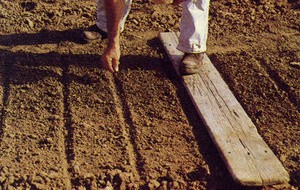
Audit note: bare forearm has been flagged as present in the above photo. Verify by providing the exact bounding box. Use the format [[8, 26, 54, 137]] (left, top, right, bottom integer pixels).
[[101, 0, 125, 72], [104, 0, 125, 46]]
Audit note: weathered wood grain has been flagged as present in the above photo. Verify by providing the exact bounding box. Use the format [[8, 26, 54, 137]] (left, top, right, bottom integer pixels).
[[159, 32, 290, 186]]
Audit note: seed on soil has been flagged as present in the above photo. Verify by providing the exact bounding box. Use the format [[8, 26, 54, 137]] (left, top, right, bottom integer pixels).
[[0, 176, 6, 183], [83, 173, 95, 179], [91, 180, 98, 190], [46, 137, 53, 143], [148, 179, 160, 189], [77, 186, 86, 190], [28, 134, 38, 139], [7, 133, 15, 138], [289, 62, 300, 68], [74, 164, 80, 173], [170, 181, 179, 188], [25, 18, 34, 28]]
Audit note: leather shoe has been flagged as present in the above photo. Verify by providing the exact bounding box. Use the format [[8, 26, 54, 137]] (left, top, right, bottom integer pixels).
[[179, 53, 204, 75], [83, 24, 107, 41]]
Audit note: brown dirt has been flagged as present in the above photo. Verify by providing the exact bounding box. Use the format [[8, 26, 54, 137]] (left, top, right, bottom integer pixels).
[[0, 0, 299, 189]]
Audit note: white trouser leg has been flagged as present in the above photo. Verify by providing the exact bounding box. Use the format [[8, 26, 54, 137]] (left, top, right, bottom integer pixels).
[[96, 0, 132, 33], [177, 0, 210, 53]]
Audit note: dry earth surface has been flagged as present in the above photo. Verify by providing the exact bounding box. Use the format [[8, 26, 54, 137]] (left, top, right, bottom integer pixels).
[[0, 0, 299, 189]]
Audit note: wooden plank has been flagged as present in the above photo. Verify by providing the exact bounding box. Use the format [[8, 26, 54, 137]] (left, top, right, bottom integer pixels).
[[159, 32, 290, 186]]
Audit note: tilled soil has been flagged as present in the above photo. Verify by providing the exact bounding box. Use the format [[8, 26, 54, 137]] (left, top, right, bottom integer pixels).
[[0, 0, 299, 189]]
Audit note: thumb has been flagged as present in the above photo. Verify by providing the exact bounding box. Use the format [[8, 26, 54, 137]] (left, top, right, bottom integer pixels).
[[112, 58, 119, 72]]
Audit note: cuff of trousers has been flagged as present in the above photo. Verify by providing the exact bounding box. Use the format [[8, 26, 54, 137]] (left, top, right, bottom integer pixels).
[[96, 19, 108, 33], [177, 43, 207, 53], [96, 19, 125, 34]]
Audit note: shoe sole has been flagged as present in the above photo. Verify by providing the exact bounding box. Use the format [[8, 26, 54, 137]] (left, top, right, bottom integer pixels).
[[180, 65, 202, 75]]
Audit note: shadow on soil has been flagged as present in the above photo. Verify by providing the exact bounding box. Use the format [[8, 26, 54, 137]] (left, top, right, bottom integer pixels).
[[0, 50, 104, 85], [0, 31, 268, 189], [0, 28, 88, 46]]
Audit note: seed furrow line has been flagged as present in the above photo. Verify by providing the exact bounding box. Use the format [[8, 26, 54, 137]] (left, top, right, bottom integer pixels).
[[109, 74, 144, 182], [0, 56, 11, 141], [259, 58, 300, 112], [61, 56, 76, 188]]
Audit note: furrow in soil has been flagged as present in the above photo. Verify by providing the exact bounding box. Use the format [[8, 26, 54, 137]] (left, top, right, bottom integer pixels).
[[258, 56, 300, 112], [0, 53, 5, 140], [111, 76, 144, 179], [114, 55, 213, 189], [0, 52, 71, 189], [211, 51, 300, 186], [260, 32, 300, 111], [64, 55, 139, 189]]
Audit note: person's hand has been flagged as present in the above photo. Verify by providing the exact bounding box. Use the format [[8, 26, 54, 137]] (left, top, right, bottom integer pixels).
[[101, 43, 120, 72]]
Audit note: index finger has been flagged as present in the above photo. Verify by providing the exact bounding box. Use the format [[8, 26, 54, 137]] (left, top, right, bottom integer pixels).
[[101, 56, 114, 73]]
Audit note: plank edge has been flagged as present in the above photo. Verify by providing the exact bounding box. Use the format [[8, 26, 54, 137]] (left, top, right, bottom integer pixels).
[[159, 32, 290, 187]]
